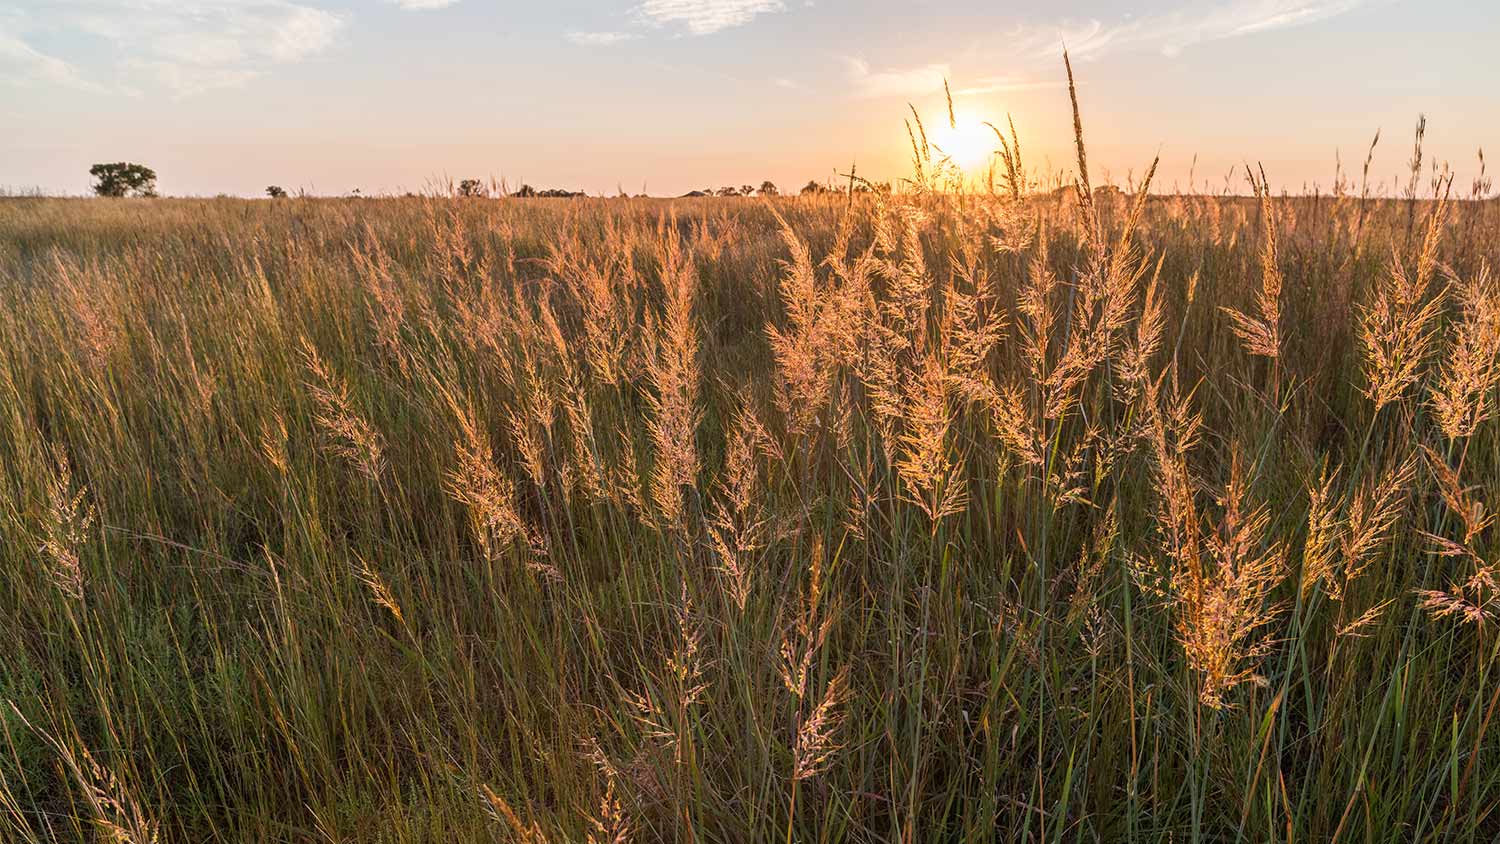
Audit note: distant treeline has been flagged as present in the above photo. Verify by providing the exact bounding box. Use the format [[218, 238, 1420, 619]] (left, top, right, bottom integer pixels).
[[77, 164, 897, 201]]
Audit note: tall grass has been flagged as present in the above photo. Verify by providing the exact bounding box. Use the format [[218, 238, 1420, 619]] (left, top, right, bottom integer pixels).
[[1, 90, 1499, 843]]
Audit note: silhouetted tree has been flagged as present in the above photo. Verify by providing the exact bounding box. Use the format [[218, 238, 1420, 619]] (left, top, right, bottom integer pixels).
[[759, 181, 779, 196], [265, 185, 288, 199], [458, 178, 486, 198], [800, 180, 828, 195], [739, 184, 756, 196], [512, 184, 536, 198], [716, 186, 739, 197], [90, 162, 157, 198]]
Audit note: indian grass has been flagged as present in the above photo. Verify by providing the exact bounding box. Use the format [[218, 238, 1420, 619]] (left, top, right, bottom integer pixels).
[[0, 85, 1499, 844]]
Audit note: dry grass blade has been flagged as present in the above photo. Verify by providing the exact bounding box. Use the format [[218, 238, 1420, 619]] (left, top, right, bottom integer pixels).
[[1221, 167, 1283, 360], [644, 236, 703, 527], [36, 445, 94, 602], [792, 665, 850, 782], [1430, 263, 1500, 439], [1361, 185, 1452, 409], [299, 337, 386, 482]]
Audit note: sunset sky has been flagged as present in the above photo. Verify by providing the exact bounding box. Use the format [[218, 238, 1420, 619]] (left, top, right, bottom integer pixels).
[[2, 0, 1495, 197]]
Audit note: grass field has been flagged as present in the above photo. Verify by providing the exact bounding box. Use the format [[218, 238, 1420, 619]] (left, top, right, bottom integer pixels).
[[2, 100, 1500, 842]]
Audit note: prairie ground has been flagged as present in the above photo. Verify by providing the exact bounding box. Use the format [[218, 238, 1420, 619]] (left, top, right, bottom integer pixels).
[[1, 173, 1499, 842]]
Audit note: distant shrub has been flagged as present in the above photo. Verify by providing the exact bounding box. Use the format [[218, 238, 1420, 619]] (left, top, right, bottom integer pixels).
[[90, 162, 157, 198]]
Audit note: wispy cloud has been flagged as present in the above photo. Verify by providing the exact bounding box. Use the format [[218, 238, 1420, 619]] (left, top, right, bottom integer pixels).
[[0, 29, 104, 92], [125, 59, 259, 96], [1015, 0, 1373, 60], [567, 30, 637, 46], [951, 77, 1065, 97], [3, 1, 346, 95], [636, 0, 785, 36], [842, 57, 949, 99], [841, 57, 1062, 101], [844, 2, 1375, 101], [389, 0, 461, 9]]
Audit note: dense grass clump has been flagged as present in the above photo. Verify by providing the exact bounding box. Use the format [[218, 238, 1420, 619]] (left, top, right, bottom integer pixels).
[[2, 101, 1500, 842]]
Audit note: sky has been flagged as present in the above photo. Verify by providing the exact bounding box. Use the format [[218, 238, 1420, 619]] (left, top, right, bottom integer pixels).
[[1, 0, 1496, 197]]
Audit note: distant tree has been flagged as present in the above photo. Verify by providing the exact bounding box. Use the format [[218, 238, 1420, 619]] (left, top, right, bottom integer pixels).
[[90, 162, 157, 198], [265, 185, 288, 199], [800, 180, 828, 195], [512, 184, 536, 198], [759, 180, 779, 196], [537, 188, 585, 198], [716, 186, 740, 197], [739, 184, 756, 196], [458, 178, 487, 198]]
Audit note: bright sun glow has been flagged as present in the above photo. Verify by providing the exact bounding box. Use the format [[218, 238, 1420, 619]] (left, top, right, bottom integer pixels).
[[932, 116, 996, 170]]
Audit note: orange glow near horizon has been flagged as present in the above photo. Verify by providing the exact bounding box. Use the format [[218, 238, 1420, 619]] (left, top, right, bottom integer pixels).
[[931, 115, 997, 171]]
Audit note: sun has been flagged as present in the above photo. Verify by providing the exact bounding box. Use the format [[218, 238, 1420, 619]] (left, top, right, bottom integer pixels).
[[932, 116, 995, 171]]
